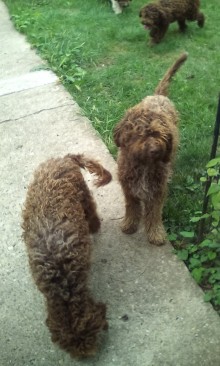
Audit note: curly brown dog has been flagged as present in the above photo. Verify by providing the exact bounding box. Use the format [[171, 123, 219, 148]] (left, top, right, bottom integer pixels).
[[109, 0, 132, 14], [139, 0, 205, 44], [113, 53, 188, 245], [22, 154, 112, 358]]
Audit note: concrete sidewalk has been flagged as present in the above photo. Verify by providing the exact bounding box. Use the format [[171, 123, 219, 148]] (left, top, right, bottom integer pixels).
[[1, 2, 220, 365]]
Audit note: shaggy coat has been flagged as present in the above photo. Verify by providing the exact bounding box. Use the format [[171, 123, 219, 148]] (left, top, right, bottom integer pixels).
[[139, 0, 205, 44], [22, 154, 112, 358], [113, 53, 187, 245]]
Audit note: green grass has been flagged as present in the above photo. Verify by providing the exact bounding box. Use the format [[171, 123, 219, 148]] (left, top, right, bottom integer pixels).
[[4, 0, 219, 230]]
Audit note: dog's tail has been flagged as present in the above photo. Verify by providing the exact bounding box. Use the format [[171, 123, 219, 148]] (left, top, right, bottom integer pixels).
[[154, 52, 188, 96], [67, 154, 112, 187]]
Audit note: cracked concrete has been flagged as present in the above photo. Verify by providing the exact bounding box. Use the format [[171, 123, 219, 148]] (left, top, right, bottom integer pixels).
[[0, 103, 75, 124], [0, 70, 58, 96], [1, 1, 220, 366]]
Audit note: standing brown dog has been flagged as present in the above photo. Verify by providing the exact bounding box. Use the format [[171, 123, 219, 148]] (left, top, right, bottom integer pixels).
[[22, 154, 111, 358], [139, 0, 205, 44], [113, 53, 188, 245]]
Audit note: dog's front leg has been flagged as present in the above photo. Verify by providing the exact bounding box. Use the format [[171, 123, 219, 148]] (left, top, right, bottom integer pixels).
[[177, 19, 187, 32], [197, 12, 205, 27], [120, 188, 142, 234], [144, 198, 167, 245], [150, 26, 168, 44]]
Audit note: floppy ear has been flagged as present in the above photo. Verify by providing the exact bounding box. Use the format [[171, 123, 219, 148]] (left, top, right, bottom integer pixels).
[[157, 9, 168, 28], [139, 8, 144, 18], [163, 133, 173, 162], [113, 117, 132, 147], [140, 7, 150, 18], [113, 122, 123, 147]]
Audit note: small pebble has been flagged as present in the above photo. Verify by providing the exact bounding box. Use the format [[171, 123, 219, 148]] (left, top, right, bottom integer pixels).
[[121, 314, 129, 321]]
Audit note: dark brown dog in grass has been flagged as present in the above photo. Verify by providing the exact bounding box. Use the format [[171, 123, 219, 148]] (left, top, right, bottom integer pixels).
[[113, 53, 188, 245], [22, 154, 112, 358], [139, 0, 205, 44]]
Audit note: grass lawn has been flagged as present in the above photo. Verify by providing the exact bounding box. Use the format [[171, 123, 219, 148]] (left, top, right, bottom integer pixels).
[[4, 0, 220, 311]]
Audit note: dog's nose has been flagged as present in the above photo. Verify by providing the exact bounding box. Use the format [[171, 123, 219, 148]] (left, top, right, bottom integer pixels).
[[147, 144, 161, 159]]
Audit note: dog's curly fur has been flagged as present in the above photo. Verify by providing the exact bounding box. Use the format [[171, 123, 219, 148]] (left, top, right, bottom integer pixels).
[[113, 53, 187, 245], [139, 0, 205, 44], [109, 0, 131, 14], [22, 154, 112, 358]]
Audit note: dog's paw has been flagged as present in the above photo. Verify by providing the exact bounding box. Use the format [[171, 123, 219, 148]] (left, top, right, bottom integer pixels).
[[149, 38, 155, 47], [149, 237, 166, 246], [147, 227, 167, 246], [120, 219, 139, 234]]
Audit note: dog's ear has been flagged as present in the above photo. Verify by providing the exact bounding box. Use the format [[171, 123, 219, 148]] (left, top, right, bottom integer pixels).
[[139, 7, 149, 18], [113, 122, 124, 147], [157, 9, 168, 28], [163, 133, 173, 162], [114, 118, 132, 148]]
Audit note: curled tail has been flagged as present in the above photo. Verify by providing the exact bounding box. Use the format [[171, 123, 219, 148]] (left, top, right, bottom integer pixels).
[[154, 52, 188, 96], [67, 154, 112, 187]]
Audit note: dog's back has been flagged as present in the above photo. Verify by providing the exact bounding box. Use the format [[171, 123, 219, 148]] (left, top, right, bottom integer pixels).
[[21, 155, 111, 357], [159, 0, 200, 14], [22, 154, 112, 291]]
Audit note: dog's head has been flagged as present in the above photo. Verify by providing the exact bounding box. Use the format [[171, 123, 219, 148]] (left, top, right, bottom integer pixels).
[[114, 110, 174, 164], [139, 4, 167, 30], [47, 300, 108, 358], [117, 0, 132, 8], [70, 302, 108, 358]]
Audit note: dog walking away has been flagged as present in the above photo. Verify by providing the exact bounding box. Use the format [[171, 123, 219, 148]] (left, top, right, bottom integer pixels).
[[139, 0, 205, 44], [22, 154, 112, 358], [114, 53, 188, 245]]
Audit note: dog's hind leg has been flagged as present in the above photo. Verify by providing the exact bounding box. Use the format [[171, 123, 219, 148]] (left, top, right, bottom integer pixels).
[[80, 182, 101, 234], [186, 5, 205, 28], [120, 189, 142, 234]]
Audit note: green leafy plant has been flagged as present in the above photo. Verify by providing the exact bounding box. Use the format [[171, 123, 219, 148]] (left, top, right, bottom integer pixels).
[[11, 10, 86, 89], [10, 12, 33, 31], [172, 158, 220, 312]]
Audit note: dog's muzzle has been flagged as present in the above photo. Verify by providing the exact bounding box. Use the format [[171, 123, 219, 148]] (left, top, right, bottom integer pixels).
[[143, 24, 152, 30], [140, 20, 152, 30]]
